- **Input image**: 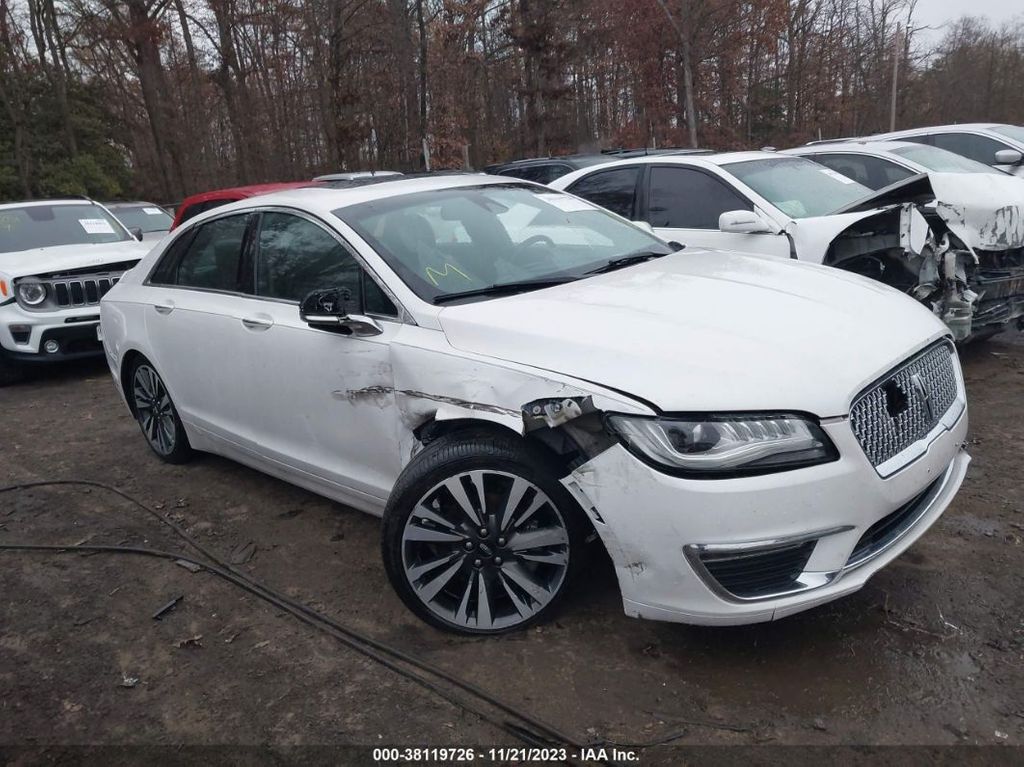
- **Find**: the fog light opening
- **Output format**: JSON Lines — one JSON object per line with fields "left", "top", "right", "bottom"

{"left": 43, "top": 340, "right": 60, "bottom": 354}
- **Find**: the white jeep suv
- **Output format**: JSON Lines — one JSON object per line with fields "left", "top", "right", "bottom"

{"left": 0, "top": 199, "right": 151, "bottom": 384}
{"left": 100, "top": 176, "right": 969, "bottom": 634}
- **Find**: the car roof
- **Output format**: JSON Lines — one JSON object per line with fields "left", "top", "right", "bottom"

{"left": 313, "top": 171, "right": 402, "bottom": 181}
{"left": 870, "top": 123, "right": 1012, "bottom": 140}
{"left": 787, "top": 140, "right": 921, "bottom": 155}
{"left": 178, "top": 181, "right": 315, "bottom": 208}
{"left": 485, "top": 154, "right": 610, "bottom": 171}
{"left": 177, "top": 174, "right": 547, "bottom": 225}
{"left": 571, "top": 150, "right": 780, "bottom": 171}
{"left": 102, "top": 200, "right": 165, "bottom": 208}
{"left": 0, "top": 198, "right": 103, "bottom": 210}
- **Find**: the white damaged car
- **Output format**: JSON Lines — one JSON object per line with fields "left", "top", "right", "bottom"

{"left": 551, "top": 151, "right": 1024, "bottom": 341}
{"left": 100, "top": 177, "right": 969, "bottom": 634}
{"left": 0, "top": 199, "right": 151, "bottom": 384}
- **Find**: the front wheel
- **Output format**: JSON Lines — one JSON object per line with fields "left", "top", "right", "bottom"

{"left": 128, "top": 358, "right": 193, "bottom": 464}
{"left": 382, "top": 431, "right": 588, "bottom": 635}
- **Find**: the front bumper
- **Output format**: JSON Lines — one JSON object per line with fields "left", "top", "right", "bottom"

{"left": 0, "top": 301, "right": 104, "bottom": 363}
{"left": 563, "top": 408, "right": 969, "bottom": 625}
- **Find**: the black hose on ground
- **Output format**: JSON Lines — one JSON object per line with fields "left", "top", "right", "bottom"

{"left": 0, "top": 479, "right": 604, "bottom": 763}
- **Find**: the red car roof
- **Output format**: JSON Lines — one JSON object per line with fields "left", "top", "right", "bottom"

{"left": 170, "top": 181, "right": 316, "bottom": 229}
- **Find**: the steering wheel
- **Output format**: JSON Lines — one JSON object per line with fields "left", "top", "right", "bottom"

{"left": 512, "top": 234, "right": 558, "bottom": 272}
{"left": 517, "top": 234, "right": 555, "bottom": 251}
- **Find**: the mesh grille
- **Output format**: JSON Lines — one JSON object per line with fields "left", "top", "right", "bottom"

{"left": 850, "top": 343, "right": 959, "bottom": 468}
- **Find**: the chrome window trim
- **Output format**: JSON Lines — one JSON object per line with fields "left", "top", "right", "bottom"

{"left": 143, "top": 204, "right": 414, "bottom": 325}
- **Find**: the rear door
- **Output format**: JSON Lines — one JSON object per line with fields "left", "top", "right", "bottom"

{"left": 143, "top": 211, "right": 256, "bottom": 440}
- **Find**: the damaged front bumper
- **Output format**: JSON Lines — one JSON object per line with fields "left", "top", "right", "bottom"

{"left": 561, "top": 410, "right": 969, "bottom": 625}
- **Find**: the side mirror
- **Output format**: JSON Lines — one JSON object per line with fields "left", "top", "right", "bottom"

{"left": 719, "top": 210, "right": 772, "bottom": 234}
{"left": 994, "top": 149, "right": 1023, "bottom": 166}
{"left": 129, "top": 227, "right": 144, "bottom": 241}
{"left": 299, "top": 287, "right": 383, "bottom": 337}
{"left": 631, "top": 220, "right": 655, "bottom": 234}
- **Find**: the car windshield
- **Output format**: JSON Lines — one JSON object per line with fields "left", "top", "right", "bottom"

{"left": 0, "top": 203, "right": 130, "bottom": 254}
{"left": 338, "top": 184, "right": 671, "bottom": 302}
{"left": 108, "top": 204, "right": 173, "bottom": 232}
{"left": 720, "top": 156, "right": 872, "bottom": 218}
{"left": 890, "top": 145, "right": 996, "bottom": 174}
{"left": 990, "top": 125, "right": 1024, "bottom": 144}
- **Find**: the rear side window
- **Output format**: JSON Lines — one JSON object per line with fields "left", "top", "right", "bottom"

{"left": 930, "top": 132, "right": 1012, "bottom": 165}
{"left": 647, "top": 167, "right": 751, "bottom": 229}
{"left": 255, "top": 212, "right": 397, "bottom": 315}
{"left": 567, "top": 167, "right": 640, "bottom": 218}
{"left": 165, "top": 214, "right": 250, "bottom": 291}
{"left": 810, "top": 153, "right": 915, "bottom": 190}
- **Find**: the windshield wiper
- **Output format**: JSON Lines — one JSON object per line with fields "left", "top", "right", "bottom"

{"left": 433, "top": 276, "right": 577, "bottom": 304}
{"left": 584, "top": 249, "right": 674, "bottom": 275}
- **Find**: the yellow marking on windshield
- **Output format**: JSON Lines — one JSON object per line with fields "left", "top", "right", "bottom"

{"left": 426, "top": 263, "right": 471, "bottom": 286}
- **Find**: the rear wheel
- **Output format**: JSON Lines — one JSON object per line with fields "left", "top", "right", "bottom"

{"left": 382, "top": 431, "right": 588, "bottom": 635}
{"left": 128, "top": 359, "right": 193, "bottom": 464}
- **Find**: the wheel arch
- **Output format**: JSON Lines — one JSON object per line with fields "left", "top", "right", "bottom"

{"left": 118, "top": 348, "right": 154, "bottom": 416}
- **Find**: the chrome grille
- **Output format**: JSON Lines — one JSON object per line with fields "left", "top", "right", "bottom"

{"left": 850, "top": 342, "right": 959, "bottom": 468}
{"left": 49, "top": 275, "right": 120, "bottom": 308}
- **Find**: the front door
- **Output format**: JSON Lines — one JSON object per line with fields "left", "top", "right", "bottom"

{"left": 225, "top": 209, "right": 405, "bottom": 505}
{"left": 644, "top": 166, "right": 791, "bottom": 258}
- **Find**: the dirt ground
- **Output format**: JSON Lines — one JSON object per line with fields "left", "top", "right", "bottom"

{"left": 0, "top": 333, "right": 1022, "bottom": 761}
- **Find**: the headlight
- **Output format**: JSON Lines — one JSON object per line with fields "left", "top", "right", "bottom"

{"left": 607, "top": 413, "right": 838, "bottom": 477}
{"left": 17, "top": 281, "right": 47, "bottom": 306}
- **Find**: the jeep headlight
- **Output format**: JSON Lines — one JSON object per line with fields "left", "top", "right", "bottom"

{"left": 17, "top": 281, "right": 47, "bottom": 306}
{"left": 607, "top": 413, "right": 838, "bottom": 477}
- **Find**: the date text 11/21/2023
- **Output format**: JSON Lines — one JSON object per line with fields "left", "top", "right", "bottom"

{"left": 372, "top": 746, "right": 641, "bottom": 762}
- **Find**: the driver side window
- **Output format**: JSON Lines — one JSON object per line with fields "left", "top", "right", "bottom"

{"left": 647, "top": 167, "right": 751, "bottom": 229}
{"left": 255, "top": 212, "right": 396, "bottom": 316}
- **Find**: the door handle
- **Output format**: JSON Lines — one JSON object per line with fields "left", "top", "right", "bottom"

{"left": 153, "top": 301, "right": 175, "bottom": 315}
{"left": 241, "top": 315, "right": 274, "bottom": 331}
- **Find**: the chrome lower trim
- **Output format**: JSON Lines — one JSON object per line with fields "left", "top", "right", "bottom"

{"left": 683, "top": 526, "right": 851, "bottom": 604}
{"left": 843, "top": 456, "right": 956, "bottom": 571}
{"left": 686, "top": 455, "right": 960, "bottom": 603}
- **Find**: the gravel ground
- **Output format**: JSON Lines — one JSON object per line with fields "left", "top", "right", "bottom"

{"left": 0, "top": 334, "right": 1021, "bottom": 761}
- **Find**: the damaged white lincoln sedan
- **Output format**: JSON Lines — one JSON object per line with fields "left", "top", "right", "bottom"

{"left": 100, "top": 177, "right": 970, "bottom": 634}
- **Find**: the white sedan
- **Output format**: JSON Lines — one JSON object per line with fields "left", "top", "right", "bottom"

{"left": 100, "top": 176, "right": 969, "bottom": 634}
{"left": 782, "top": 139, "right": 1004, "bottom": 190}
{"left": 868, "top": 123, "right": 1024, "bottom": 177}
{"left": 551, "top": 152, "right": 1024, "bottom": 341}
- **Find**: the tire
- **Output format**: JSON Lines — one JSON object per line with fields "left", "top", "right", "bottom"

{"left": 126, "top": 357, "right": 193, "bottom": 464}
{"left": 0, "top": 356, "right": 25, "bottom": 386}
{"left": 382, "top": 429, "right": 589, "bottom": 635}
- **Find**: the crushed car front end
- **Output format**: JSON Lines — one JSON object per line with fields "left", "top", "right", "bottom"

{"left": 562, "top": 340, "right": 968, "bottom": 624}
{"left": 823, "top": 172, "right": 1024, "bottom": 342}
{"left": 434, "top": 248, "right": 970, "bottom": 626}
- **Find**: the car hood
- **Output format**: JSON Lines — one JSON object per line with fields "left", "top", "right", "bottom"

{"left": 927, "top": 172, "right": 1024, "bottom": 250}
{"left": 831, "top": 171, "right": 1024, "bottom": 251}
{"left": 0, "top": 240, "right": 151, "bottom": 279}
{"left": 438, "top": 250, "right": 948, "bottom": 417}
